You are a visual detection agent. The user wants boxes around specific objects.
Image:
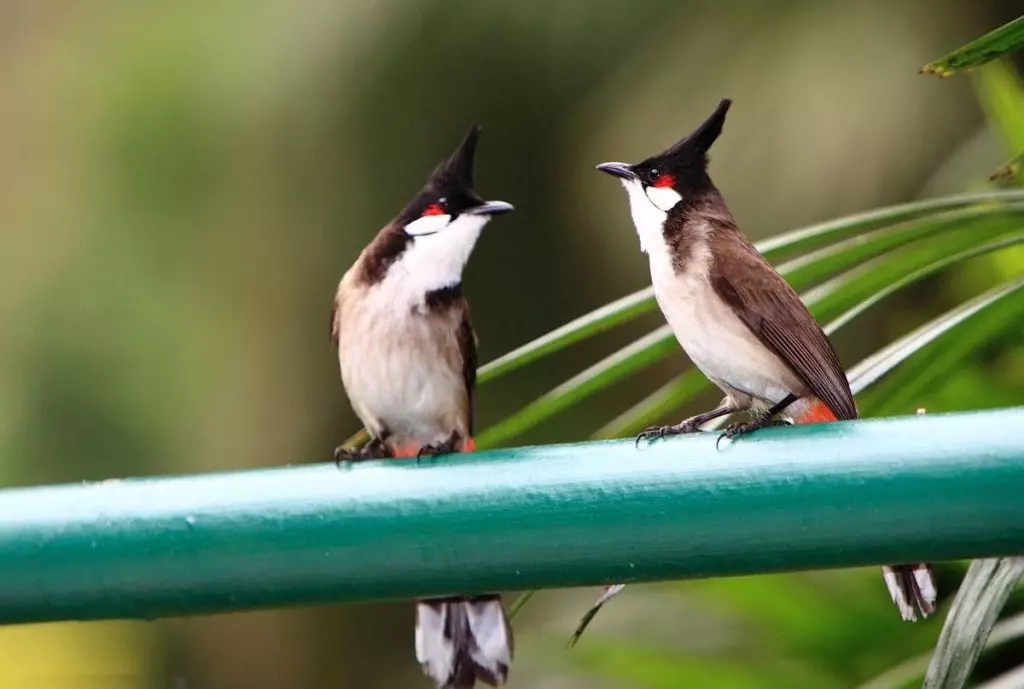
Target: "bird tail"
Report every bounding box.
[883,564,937,621]
[795,399,937,622]
[416,595,513,689]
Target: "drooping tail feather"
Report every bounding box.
[797,399,937,622]
[416,596,512,689]
[883,564,937,622]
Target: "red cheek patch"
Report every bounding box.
[422,204,445,216]
[653,174,675,188]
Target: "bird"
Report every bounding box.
[568,98,936,645]
[330,125,514,689]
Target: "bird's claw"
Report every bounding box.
[333,438,391,466]
[715,419,790,450]
[416,434,460,463]
[634,421,700,448]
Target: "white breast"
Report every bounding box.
[336,276,468,450]
[619,179,801,406]
[652,255,800,406]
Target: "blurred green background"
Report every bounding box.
[1,2,1022,688]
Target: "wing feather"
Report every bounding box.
[709,231,857,421]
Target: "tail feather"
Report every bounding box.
[883,564,937,622]
[797,399,937,622]
[416,596,512,689]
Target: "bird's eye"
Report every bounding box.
[648,169,675,188]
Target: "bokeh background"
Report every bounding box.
[1,1,1023,688]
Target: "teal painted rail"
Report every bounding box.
[0,408,1022,624]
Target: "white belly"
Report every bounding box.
[652,261,802,406]
[337,284,467,448]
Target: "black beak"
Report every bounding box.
[596,162,637,181]
[465,200,514,216]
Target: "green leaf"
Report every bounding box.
[971,60,1024,154]
[779,206,1024,290]
[857,611,1024,689]
[849,277,1024,397]
[821,234,1023,335]
[474,326,677,448]
[920,17,1024,77]
[923,558,1024,689]
[507,589,536,620]
[477,289,658,383]
[978,662,1024,689]
[756,190,1024,259]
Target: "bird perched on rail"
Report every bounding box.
[569,98,935,645]
[330,126,515,689]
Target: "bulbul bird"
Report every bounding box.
[330,126,514,689]
[569,98,936,645]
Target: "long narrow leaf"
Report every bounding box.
[920,16,1024,77]
[978,663,1024,689]
[859,286,1024,416]
[780,205,1024,289]
[924,558,1024,689]
[849,278,1024,396]
[478,289,657,383]
[972,60,1024,153]
[820,233,1023,333]
[474,326,677,448]
[857,611,1024,689]
[757,190,1024,257]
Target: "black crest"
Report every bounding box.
[394,125,487,226]
[631,99,732,194]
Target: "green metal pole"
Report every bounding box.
[0,408,1021,624]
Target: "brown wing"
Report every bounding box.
[456,308,478,435]
[709,231,857,421]
[424,284,477,436]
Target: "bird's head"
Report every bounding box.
[381,126,513,292]
[596,99,731,251]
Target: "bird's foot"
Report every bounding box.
[635,420,702,448]
[716,418,790,449]
[416,432,461,463]
[333,438,391,466]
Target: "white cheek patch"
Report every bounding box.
[403,213,451,236]
[645,185,683,213]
